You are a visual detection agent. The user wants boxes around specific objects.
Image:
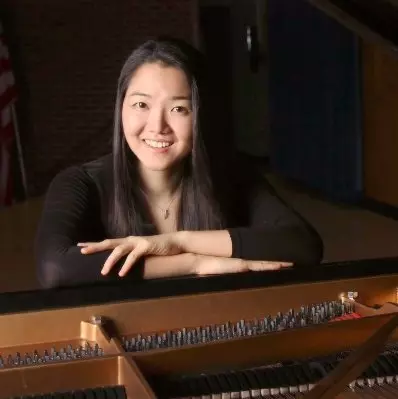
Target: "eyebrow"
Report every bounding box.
[128,91,151,98]
[171,95,191,101]
[128,92,190,101]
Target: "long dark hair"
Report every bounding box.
[108,37,227,237]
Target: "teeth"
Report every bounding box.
[144,139,171,148]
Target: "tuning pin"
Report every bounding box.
[25,353,32,365]
[33,350,40,363]
[176,330,182,345]
[15,352,21,366]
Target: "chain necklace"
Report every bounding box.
[140,181,182,220]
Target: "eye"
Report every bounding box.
[172,106,190,115]
[132,102,148,109]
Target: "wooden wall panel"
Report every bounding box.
[363,42,398,206]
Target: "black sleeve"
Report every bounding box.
[35,166,140,289]
[227,177,324,266]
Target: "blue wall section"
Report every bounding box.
[267,0,363,201]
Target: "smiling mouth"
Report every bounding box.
[143,139,173,149]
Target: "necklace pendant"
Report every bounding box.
[164,209,170,219]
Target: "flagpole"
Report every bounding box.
[10,102,28,199]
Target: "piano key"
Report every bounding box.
[187,375,211,398]
[214,374,232,399]
[378,354,396,383]
[387,353,398,374]
[204,374,222,399]
[361,362,377,387]
[241,369,261,398]
[230,371,251,398]
[322,361,335,374]
[251,368,272,397]
[383,353,398,381]
[184,377,201,398]
[221,372,241,398]
[295,364,316,392]
[282,365,301,394]
[179,376,201,398]
[369,357,387,385]
[272,366,292,395]
[199,375,213,399]
[260,367,279,395]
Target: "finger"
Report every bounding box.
[101,245,130,275]
[79,239,122,254]
[248,261,293,271]
[249,261,292,271]
[196,258,247,276]
[118,247,147,277]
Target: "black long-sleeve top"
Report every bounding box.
[35,154,323,289]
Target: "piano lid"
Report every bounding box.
[307,0,398,54]
[0,257,398,315]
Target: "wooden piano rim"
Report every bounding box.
[1,272,398,348]
[1,257,398,316]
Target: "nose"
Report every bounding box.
[146,107,168,135]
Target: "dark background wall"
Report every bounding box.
[1,0,195,197]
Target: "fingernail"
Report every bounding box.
[80,248,87,254]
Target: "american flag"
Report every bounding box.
[0,20,17,206]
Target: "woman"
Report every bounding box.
[35,37,323,289]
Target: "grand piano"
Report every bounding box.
[1,258,398,398]
[2,1,398,398]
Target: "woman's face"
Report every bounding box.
[122,62,193,172]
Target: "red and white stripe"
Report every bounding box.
[0,21,17,206]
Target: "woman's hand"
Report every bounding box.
[77,234,182,276]
[193,255,292,276]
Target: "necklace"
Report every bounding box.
[155,192,179,219]
[141,182,182,220]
